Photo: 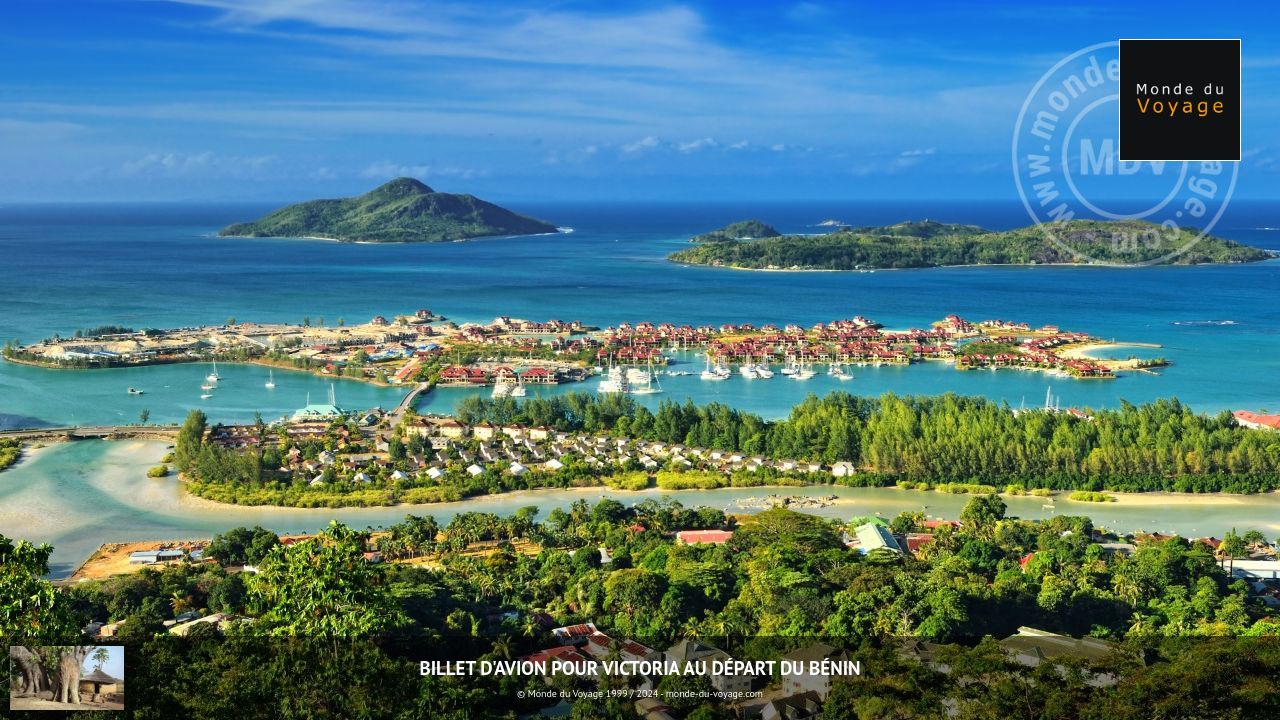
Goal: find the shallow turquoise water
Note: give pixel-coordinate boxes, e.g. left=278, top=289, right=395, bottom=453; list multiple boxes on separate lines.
left=5, top=441, right=1279, bottom=578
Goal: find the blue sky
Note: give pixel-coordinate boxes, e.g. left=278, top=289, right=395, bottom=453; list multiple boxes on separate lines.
left=83, top=645, right=125, bottom=681
left=1, top=0, right=1277, bottom=202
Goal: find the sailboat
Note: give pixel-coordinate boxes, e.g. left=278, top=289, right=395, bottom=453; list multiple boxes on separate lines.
left=789, top=361, right=816, bottom=380
left=700, top=355, right=729, bottom=381
left=629, top=358, right=663, bottom=395
left=510, top=371, right=527, bottom=397
left=829, top=363, right=853, bottom=381
left=206, top=359, right=221, bottom=383
left=597, top=365, right=628, bottom=393
left=265, top=369, right=276, bottom=389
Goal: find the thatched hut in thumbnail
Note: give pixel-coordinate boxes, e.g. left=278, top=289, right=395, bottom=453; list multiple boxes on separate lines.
left=78, top=667, right=122, bottom=699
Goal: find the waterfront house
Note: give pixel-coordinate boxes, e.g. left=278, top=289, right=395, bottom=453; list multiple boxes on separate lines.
left=508, top=462, right=529, bottom=476
left=544, top=458, right=565, bottom=471
left=466, top=463, right=484, bottom=477
left=472, top=421, right=497, bottom=440
left=1234, top=410, right=1280, bottom=431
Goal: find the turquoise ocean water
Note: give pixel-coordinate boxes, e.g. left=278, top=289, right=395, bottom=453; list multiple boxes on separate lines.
left=3, top=200, right=1278, bottom=572
left=2, top=200, right=1277, bottom=426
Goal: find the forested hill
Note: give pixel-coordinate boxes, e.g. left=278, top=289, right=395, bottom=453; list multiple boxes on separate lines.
left=219, top=178, right=558, bottom=243
left=669, top=219, right=1273, bottom=269
left=691, top=219, right=781, bottom=242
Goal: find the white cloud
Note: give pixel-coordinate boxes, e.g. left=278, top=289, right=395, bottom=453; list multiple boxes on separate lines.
left=621, top=136, right=662, bottom=155
left=359, top=161, right=484, bottom=180
left=849, top=147, right=941, bottom=176
left=116, top=151, right=276, bottom=178
left=677, top=137, right=718, bottom=154
left=728, top=140, right=750, bottom=150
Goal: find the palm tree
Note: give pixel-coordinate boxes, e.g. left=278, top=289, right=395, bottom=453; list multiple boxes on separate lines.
left=490, top=635, right=513, bottom=660
left=170, top=592, right=191, bottom=616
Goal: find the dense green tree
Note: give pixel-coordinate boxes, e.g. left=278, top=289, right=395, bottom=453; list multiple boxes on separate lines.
left=248, top=521, right=408, bottom=637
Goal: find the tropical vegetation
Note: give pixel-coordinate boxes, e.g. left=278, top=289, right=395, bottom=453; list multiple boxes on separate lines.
left=670, top=219, right=1273, bottom=269
left=220, top=177, right=558, bottom=243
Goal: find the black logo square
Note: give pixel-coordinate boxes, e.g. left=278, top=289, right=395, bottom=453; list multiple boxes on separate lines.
left=1119, top=39, right=1240, bottom=161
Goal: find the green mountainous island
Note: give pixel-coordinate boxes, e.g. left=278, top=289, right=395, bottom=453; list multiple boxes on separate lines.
left=670, top=219, right=1274, bottom=269
left=219, top=178, right=558, bottom=243
left=690, top=218, right=781, bottom=242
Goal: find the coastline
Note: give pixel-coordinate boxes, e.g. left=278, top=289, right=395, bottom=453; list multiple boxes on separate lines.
left=675, top=258, right=1272, bottom=273
left=177, top=474, right=1279, bottom=512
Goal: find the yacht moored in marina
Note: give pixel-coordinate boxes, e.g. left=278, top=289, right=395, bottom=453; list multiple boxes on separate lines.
left=700, top=355, right=730, bottom=381
left=597, top=366, right=629, bottom=393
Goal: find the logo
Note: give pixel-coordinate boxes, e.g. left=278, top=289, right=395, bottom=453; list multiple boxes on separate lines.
left=1012, top=41, right=1237, bottom=265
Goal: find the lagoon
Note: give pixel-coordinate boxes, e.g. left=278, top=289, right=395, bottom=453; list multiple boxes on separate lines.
left=6, top=440, right=1280, bottom=578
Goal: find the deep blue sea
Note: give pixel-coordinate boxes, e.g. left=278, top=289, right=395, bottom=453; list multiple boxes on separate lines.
left=2, top=200, right=1278, bottom=426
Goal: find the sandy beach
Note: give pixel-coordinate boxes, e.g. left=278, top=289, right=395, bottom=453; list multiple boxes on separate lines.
left=1058, top=342, right=1164, bottom=370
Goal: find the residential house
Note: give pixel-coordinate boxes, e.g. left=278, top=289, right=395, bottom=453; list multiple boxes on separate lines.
left=664, top=639, right=753, bottom=695
left=780, top=642, right=851, bottom=700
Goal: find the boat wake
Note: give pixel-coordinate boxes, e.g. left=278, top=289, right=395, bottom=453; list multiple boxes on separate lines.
left=1171, top=320, right=1239, bottom=327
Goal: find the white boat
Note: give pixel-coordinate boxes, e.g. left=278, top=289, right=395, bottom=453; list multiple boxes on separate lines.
left=206, top=360, right=220, bottom=383
left=127, top=387, right=144, bottom=395
left=789, top=362, right=816, bottom=380
left=200, top=393, right=213, bottom=399
left=829, top=363, right=854, bottom=381
left=780, top=360, right=797, bottom=376
left=629, top=359, right=663, bottom=395
left=598, top=366, right=628, bottom=393
left=626, top=367, right=652, bottom=384
left=492, top=379, right=514, bottom=398
left=510, top=372, right=527, bottom=397
left=200, top=382, right=216, bottom=391
left=265, top=369, right=275, bottom=389
left=755, top=365, right=775, bottom=379
left=699, top=356, right=729, bottom=381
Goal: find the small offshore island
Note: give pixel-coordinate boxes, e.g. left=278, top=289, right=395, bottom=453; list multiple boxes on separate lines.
left=219, top=177, right=558, bottom=243
left=670, top=218, right=1275, bottom=270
